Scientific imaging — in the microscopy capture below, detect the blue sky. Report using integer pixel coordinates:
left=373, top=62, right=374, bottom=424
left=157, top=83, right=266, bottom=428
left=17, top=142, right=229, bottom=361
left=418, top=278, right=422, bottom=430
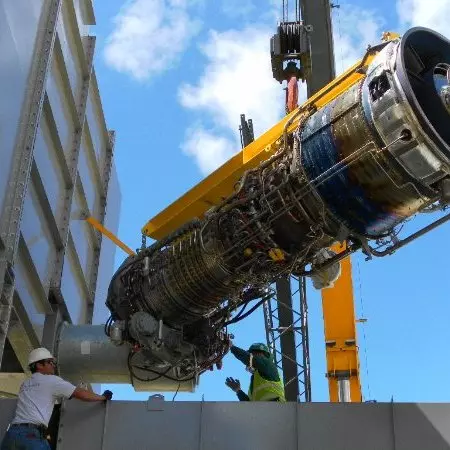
left=92, top=0, right=450, bottom=402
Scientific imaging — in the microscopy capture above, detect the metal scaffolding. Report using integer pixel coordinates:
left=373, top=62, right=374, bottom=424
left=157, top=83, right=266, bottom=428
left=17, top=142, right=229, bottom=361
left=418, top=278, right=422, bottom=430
left=265, top=0, right=336, bottom=403
left=263, top=277, right=311, bottom=402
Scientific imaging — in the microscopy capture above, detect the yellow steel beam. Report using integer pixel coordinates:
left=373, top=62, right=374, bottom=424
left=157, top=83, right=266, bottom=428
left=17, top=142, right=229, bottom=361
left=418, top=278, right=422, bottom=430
left=381, top=31, right=400, bottom=42
left=321, top=243, right=362, bottom=402
left=142, top=51, right=378, bottom=240
left=142, top=110, right=298, bottom=240
left=86, top=216, right=136, bottom=256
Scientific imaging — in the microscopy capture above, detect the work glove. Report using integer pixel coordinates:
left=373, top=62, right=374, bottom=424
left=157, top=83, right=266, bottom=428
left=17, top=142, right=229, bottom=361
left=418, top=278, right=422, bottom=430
left=224, top=336, right=233, bottom=352
left=102, top=390, right=113, bottom=401
left=225, top=377, right=241, bottom=393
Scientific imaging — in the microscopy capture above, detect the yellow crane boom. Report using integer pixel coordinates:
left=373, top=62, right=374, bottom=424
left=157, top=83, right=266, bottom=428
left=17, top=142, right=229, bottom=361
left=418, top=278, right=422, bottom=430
left=322, top=244, right=361, bottom=402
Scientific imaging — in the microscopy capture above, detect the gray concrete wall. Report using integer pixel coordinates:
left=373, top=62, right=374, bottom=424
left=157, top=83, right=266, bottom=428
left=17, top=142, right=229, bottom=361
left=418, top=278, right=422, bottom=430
left=1, top=400, right=450, bottom=449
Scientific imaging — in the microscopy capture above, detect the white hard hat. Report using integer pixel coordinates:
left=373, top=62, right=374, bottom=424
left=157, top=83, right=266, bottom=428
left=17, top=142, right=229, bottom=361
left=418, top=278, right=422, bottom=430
left=28, top=348, right=54, bottom=366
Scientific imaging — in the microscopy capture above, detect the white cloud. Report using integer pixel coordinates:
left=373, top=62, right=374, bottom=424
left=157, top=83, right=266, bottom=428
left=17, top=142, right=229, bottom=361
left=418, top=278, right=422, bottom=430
left=221, top=0, right=255, bottom=18
left=178, top=27, right=286, bottom=174
left=331, top=5, right=384, bottom=75
left=179, top=28, right=285, bottom=133
left=396, top=0, right=450, bottom=38
left=177, top=3, right=384, bottom=175
left=221, top=0, right=280, bottom=23
left=103, top=0, right=201, bottom=81
left=181, top=127, right=236, bottom=174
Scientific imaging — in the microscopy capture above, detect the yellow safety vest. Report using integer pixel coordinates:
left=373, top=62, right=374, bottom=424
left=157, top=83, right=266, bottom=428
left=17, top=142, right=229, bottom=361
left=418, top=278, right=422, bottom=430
left=248, top=369, right=286, bottom=402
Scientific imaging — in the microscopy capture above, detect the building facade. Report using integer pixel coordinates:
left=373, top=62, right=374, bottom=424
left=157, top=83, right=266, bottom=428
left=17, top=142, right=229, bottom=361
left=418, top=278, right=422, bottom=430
left=0, top=0, right=120, bottom=394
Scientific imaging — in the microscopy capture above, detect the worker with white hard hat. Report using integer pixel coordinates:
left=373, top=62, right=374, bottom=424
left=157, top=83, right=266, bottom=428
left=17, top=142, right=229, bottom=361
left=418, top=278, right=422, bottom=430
left=1, top=347, right=113, bottom=449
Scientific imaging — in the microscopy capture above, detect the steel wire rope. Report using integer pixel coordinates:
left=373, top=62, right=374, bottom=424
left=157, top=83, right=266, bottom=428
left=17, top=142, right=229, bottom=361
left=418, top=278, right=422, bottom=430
left=356, top=257, right=372, bottom=400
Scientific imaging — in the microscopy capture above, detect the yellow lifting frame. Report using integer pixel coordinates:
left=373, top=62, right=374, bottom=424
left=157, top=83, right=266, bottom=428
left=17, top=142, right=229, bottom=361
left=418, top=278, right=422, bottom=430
left=86, top=216, right=136, bottom=256
left=142, top=51, right=378, bottom=240
left=322, top=243, right=362, bottom=402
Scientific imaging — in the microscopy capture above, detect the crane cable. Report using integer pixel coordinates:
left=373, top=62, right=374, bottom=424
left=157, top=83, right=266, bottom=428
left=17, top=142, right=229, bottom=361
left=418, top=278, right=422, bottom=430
left=331, top=0, right=345, bottom=75
left=282, top=0, right=301, bottom=22
left=356, top=258, right=372, bottom=401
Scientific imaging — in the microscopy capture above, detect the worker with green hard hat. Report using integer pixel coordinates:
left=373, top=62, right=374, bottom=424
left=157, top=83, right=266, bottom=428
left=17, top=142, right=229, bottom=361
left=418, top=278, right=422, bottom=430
left=225, top=342, right=286, bottom=401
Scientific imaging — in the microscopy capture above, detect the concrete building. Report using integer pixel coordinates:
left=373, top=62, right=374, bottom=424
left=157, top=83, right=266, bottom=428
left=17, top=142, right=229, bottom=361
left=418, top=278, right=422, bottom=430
left=0, top=0, right=120, bottom=395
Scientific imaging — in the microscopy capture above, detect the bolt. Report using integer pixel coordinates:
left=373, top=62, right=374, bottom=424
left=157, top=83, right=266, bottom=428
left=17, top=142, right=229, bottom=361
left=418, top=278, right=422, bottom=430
left=400, top=129, right=412, bottom=141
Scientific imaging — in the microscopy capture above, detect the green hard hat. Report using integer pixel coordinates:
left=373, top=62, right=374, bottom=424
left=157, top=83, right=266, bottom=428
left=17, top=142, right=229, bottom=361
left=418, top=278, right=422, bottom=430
left=248, top=343, right=270, bottom=355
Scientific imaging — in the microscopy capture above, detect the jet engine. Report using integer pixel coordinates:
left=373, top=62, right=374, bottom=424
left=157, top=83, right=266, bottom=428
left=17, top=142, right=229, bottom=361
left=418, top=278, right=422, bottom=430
left=106, top=28, right=450, bottom=386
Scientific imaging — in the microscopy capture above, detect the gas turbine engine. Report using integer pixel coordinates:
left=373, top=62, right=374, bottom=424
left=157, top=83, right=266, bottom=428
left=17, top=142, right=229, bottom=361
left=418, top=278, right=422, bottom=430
left=106, top=28, right=450, bottom=386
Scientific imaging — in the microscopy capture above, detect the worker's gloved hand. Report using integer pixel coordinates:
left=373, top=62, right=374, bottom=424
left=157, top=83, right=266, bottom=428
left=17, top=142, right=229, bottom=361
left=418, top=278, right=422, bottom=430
left=102, top=390, right=113, bottom=401
left=225, top=377, right=241, bottom=393
left=224, top=337, right=233, bottom=351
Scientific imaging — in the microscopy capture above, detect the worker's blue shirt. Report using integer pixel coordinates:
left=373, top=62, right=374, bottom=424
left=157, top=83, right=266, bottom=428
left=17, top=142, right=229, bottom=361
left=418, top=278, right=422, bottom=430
left=230, top=345, right=280, bottom=401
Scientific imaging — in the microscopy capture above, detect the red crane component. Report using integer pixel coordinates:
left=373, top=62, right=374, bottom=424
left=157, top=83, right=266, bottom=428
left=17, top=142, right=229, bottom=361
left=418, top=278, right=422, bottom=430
left=286, top=75, right=299, bottom=113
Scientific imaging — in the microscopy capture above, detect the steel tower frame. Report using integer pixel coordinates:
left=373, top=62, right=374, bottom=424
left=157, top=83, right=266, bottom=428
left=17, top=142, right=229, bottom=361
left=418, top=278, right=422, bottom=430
left=264, top=0, right=336, bottom=402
